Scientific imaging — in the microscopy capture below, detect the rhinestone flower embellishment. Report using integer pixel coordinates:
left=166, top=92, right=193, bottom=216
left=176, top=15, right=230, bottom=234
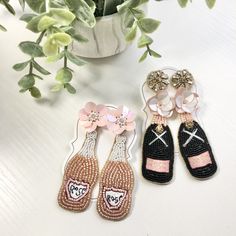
left=175, top=88, right=199, bottom=114
left=147, top=90, right=175, bottom=118
left=107, top=106, right=136, bottom=135
left=79, top=102, right=108, bottom=132
left=171, top=69, right=194, bottom=88
left=147, top=70, right=169, bottom=92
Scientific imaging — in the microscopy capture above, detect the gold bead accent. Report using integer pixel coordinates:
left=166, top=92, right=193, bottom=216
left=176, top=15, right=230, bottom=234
left=185, top=121, right=194, bottom=129
left=155, top=124, right=164, bottom=134
left=171, top=69, right=194, bottom=89
left=147, top=70, right=169, bottom=92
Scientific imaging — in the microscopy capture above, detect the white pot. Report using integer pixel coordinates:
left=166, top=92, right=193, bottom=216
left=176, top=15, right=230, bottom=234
left=71, top=13, right=127, bottom=58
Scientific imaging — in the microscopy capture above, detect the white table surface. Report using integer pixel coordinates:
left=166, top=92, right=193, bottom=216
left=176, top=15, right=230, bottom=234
left=1, top=1, right=236, bottom=236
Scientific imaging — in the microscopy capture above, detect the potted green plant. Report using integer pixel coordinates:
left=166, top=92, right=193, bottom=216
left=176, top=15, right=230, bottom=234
left=71, top=0, right=147, bottom=58
left=1, top=0, right=215, bottom=98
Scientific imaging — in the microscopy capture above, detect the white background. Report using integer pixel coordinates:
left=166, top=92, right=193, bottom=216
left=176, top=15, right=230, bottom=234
left=1, top=1, right=236, bottom=236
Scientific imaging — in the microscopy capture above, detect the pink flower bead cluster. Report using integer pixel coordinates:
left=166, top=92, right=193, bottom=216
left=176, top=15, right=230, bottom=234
left=147, top=88, right=199, bottom=117
left=147, top=90, right=175, bottom=118
left=79, top=102, right=136, bottom=134
left=175, top=88, right=199, bottom=114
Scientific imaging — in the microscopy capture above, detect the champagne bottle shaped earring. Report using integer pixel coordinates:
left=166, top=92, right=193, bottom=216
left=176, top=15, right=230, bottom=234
left=171, top=69, right=217, bottom=178
left=58, top=102, right=108, bottom=212
left=97, top=105, right=136, bottom=220
left=142, top=70, right=175, bottom=183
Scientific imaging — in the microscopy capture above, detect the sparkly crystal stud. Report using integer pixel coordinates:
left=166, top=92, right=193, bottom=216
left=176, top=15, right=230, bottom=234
left=147, top=70, right=169, bottom=92
left=171, top=69, right=194, bottom=89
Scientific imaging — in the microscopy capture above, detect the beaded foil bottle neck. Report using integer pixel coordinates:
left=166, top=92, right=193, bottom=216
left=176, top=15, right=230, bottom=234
left=78, top=131, right=97, bottom=158
left=109, top=135, right=127, bottom=162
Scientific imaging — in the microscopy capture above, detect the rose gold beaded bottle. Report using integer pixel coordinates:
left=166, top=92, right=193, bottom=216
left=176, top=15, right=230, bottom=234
left=57, top=102, right=108, bottom=212
left=58, top=131, right=99, bottom=212
left=97, top=134, right=134, bottom=220
left=96, top=105, right=135, bottom=220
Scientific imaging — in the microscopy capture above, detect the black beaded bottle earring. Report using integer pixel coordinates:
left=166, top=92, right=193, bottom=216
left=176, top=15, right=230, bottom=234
left=142, top=70, right=175, bottom=184
left=171, top=69, right=217, bottom=179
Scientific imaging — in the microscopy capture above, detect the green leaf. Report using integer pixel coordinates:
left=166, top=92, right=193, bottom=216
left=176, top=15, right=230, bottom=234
left=138, top=34, right=153, bottom=48
left=49, top=0, right=66, bottom=8
left=25, top=0, right=46, bottom=13
left=19, top=41, right=44, bottom=57
left=149, top=49, right=161, bottom=58
left=118, top=0, right=148, bottom=13
left=51, top=83, right=64, bottom=92
left=13, top=61, right=30, bottom=71
left=122, top=11, right=135, bottom=28
left=178, top=0, right=188, bottom=7
left=26, top=14, right=46, bottom=33
left=18, top=75, right=35, bottom=89
left=130, top=8, right=145, bottom=20
left=32, top=60, right=50, bottom=75
left=47, top=51, right=64, bottom=62
left=66, top=51, right=86, bottom=66
left=43, top=38, right=59, bottom=56
left=2, top=0, right=15, bottom=15
left=52, top=32, right=72, bottom=46
left=102, top=0, right=123, bottom=16
left=0, top=24, right=7, bottom=32
left=66, top=29, right=88, bottom=43
left=55, top=68, right=73, bottom=83
left=20, top=14, right=37, bottom=23
left=138, top=18, right=161, bottom=34
left=49, top=8, right=75, bottom=25
left=19, top=88, right=28, bottom=93
left=43, top=33, right=72, bottom=56
left=129, top=0, right=149, bottom=8
left=30, top=86, right=41, bottom=98
left=117, top=1, right=129, bottom=14
left=205, top=0, right=216, bottom=9
left=84, top=0, right=96, bottom=13
left=72, top=33, right=88, bottom=43
left=33, top=74, right=44, bottom=80
left=65, top=0, right=96, bottom=28
left=139, top=50, right=148, bottom=62
left=60, top=26, right=73, bottom=32
left=65, top=83, right=76, bottom=94
left=18, top=0, right=25, bottom=9
left=38, top=16, right=57, bottom=31
left=125, top=24, right=137, bottom=42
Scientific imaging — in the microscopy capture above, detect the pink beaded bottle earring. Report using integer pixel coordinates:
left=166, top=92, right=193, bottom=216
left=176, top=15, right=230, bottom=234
left=58, top=102, right=108, bottom=212
left=97, top=105, right=136, bottom=221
